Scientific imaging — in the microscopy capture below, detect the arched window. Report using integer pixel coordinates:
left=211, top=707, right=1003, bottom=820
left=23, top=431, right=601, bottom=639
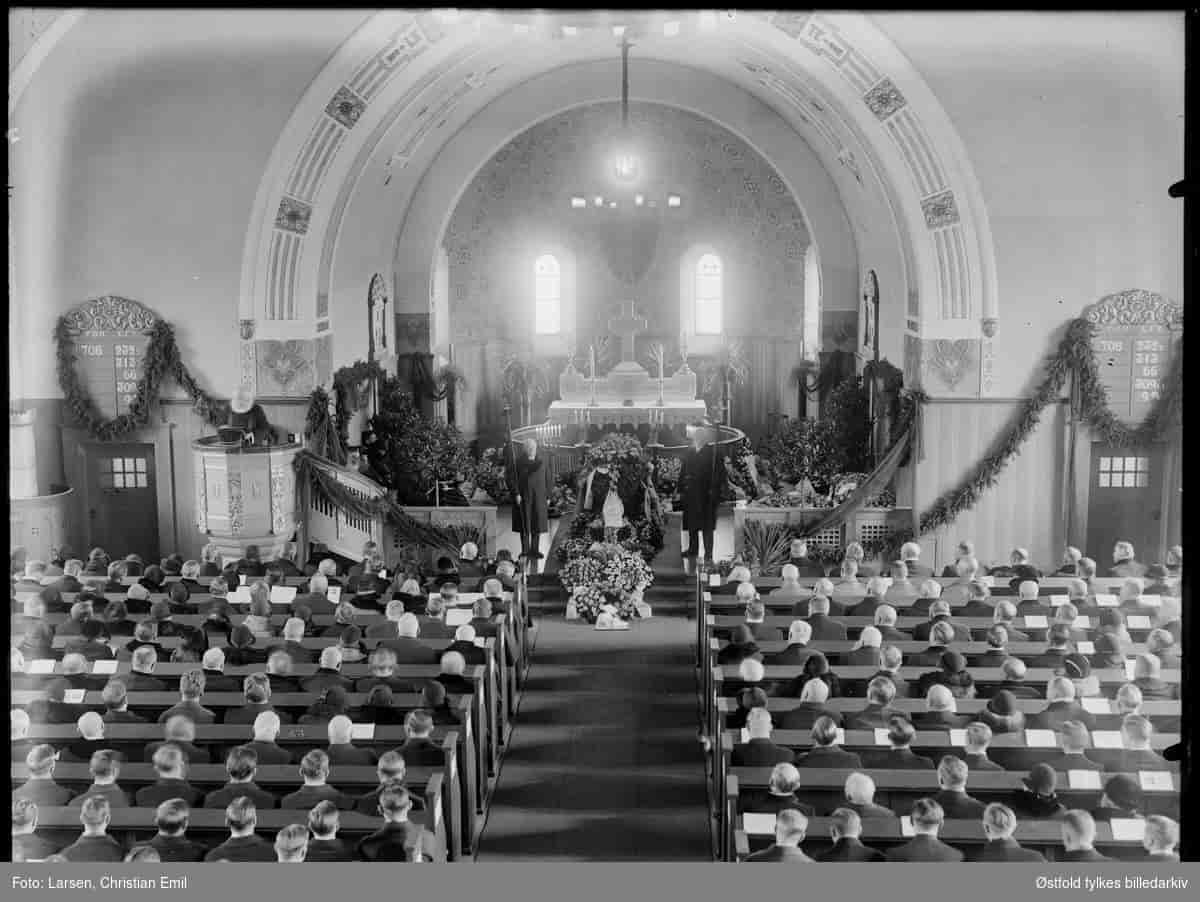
left=803, top=245, right=821, bottom=361
left=534, top=254, right=561, bottom=334
left=695, top=253, right=723, bottom=335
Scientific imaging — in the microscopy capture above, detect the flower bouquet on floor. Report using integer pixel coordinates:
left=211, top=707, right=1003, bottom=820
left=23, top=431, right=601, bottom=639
left=560, top=542, right=654, bottom=623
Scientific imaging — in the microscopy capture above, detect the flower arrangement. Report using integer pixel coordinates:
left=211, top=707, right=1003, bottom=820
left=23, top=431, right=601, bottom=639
left=652, top=455, right=682, bottom=498
left=473, top=445, right=513, bottom=505
left=548, top=473, right=578, bottom=519
left=586, top=433, right=645, bottom=469
left=560, top=542, right=654, bottom=622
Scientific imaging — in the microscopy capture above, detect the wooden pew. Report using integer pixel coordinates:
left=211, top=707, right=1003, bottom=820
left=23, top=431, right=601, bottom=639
left=706, top=637, right=1159, bottom=664
left=19, top=722, right=472, bottom=858
left=26, top=793, right=448, bottom=861
left=721, top=770, right=1179, bottom=862
left=13, top=754, right=465, bottom=861
left=729, top=812, right=1154, bottom=862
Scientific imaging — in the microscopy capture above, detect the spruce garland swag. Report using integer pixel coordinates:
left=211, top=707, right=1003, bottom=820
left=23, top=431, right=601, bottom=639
left=847, top=317, right=1181, bottom=562
left=55, top=317, right=227, bottom=441
left=292, top=449, right=474, bottom=553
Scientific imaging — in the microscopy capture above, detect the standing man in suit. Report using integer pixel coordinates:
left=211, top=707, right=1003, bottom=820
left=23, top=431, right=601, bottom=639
left=970, top=803, right=1046, bottom=861
left=680, top=424, right=721, bottom=565
left=745, top=809, right=813, bottom=862
left=513, top=438, right=552, bottom=561
left=885, top=798, right=963, bottom=861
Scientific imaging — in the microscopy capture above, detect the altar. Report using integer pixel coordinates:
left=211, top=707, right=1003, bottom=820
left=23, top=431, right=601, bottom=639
left=547, top=302, right=708, bottom=428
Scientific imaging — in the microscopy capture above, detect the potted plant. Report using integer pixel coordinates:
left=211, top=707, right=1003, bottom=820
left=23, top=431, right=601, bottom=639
left=501, top=351, right=550, bottom=426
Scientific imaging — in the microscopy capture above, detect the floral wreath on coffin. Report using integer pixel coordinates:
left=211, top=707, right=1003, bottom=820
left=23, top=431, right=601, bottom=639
left=561, top=542, right=654, bottom=623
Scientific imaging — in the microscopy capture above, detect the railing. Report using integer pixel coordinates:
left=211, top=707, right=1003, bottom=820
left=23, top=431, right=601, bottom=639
left=302, top=456, right=388, bottom=561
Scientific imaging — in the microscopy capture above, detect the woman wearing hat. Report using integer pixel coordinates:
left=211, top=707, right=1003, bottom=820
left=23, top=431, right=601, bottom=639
left=1060, top=653, right=1101, bottom=698
left=227, top=386, right=278, bottom=445
left=1010, top=763, right=1066, bottom=819
left=336, top=626, right=368, bottom=663
left=1091, top=774, right=1144, bottom=822
left=979, top=689, right=1026, bottom=735
left=789, top=651, right=841, bottom=699
left=917, top=650, right=977, bottom=700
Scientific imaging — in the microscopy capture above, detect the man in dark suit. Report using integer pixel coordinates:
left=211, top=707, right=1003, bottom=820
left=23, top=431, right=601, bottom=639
left=280, top=749, right=351, bottom=810
left=846, top=578, right=890, bottom=617
left=396, top=710, right=445, bottom=767
left=778, top=677, right=842, bottom=730
left=1032, top=623, right=1074, bottom=670
left=135, top=744, right=204, bottom=808
left=303, top=800, right=357, bottom=861
left=873, top=606, right=911, bottom=642
left=764, top=621, right=815, bottom=667
left=1057, top=809, right=1111, bottom=861
left=202, top=746, right=278, bottom=810
left=100, top=680, right=147, bottom=724
left=146, top=799, right=208, bottom=861
left=787, top=539, right=827, bottom=579
left=356, top=647, right=414, bottom=695
left=865, top=715, right=934, bottom=770
left=378, top=612, right=434, bottom=664
left=223, top=674, right=294, bottom=726
left=741, top=600, right=778, bottom=644
left=471, top=593, right=503, bottom=637
left=842, top=772, right=896, bottom=820
left=1110, top=714, right=1172, bottom=772
left=977, top=624, right=1011, bottom=666
left=959, top=580, right=998, bottom=618
left=246, top=710, right=294, bottom=765
left=418, top=594, right=458, bottom=642
left=913, top=601, right=971, bottom=643
left=986, top=656, right=1043, bottom=700
left=144, top=715, right=212, bottom=765
left=326, top=715, right=378, bottom=766
left=845, top=677, right=902, bottom=730
left=1141, top=815, right=1181, bottom=863
left=200, top=648, right=242, bottom=692
left=442, top=624, right=486, bottom=667
left=301, top=646, right=356, bottom=694
left=1131, top=653, right=1179, bottom=701
left=744, top=809, right=813, bottom=862
left=123, top=646, right=169, bottom=691
left=294, top=574, right=337, bottom=615
left=872, top=645, right=911, bottom=699
left=436, top=651, right=475, bottom=696
left=731, top=708, right=795, bottom=767
left=796, top=716, right=863, bottom=769
left=12, top=743, right=73, bottom=807
left=914, top=685, right=970, bottom=730
left=932, top=755, right=987, bottom=821
left=157, top=669, right=217, bottom=726
left=354, top=751, right=426, bottom=816
left=66, top=618, right=116, bottom=661
left=356, top=785, right=442, bottom=861
left=269, top=617, right=315, bottom=666
left=817, top=808, right=886, bottom=861
left=738, top=762, right=814, bottom=817
left=914, top=620, right=957, bottom=668
left=58, top=795, right=125, bottom=861
left=885, top=798, right=963, bottom=861
left=1042, top=720, right=1105, bottom=772
left=1027, top=677, right=1096, bottom=732
left=959, top=722, right=1004, bottom=772
left=898, top=541, right=934, bottom=579
left=203, top=797, right=277, bottom=861
left=970, top=803, right=1046, bottom=861
left=805, top=595, right=847, bottom=641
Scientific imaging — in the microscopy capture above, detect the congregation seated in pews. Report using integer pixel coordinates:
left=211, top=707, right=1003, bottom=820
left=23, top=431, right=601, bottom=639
left=11, top=539, right=532, bottom=862
left=699, top=537, right=1182, bottom=862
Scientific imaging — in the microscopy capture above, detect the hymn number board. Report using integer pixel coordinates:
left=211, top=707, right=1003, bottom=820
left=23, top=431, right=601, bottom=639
left=63, top=297, right=160, bottom=421
left=1084, top=291, right=1182, bottom=427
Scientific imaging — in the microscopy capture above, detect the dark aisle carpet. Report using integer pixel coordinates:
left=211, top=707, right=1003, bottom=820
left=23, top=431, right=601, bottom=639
left=473, top=613, right=712, bottom=861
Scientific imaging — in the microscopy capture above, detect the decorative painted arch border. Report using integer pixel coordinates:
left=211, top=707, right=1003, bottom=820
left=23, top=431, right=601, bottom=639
left=238, top=10, right=998, bottom=379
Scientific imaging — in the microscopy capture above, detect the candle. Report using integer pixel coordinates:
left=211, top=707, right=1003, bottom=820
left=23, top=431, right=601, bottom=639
left=589, top=345, right=596, bottom=381
left=658, top=345, right=665, bottom=382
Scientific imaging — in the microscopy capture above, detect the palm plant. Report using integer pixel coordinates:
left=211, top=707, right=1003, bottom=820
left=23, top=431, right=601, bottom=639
left=699, top=339, right=751, bottom=425
left=741, top=519, right=793, bottom=577
left=501, top=352, right=550, bottom=425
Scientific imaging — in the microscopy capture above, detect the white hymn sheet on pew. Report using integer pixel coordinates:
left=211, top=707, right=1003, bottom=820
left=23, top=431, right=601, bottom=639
left=1024, top=729, right=1057, bottom=747
left=1124, top=659, right=1139, bottom=679
left=92, top=660, right=119, bottom=674
left=233, top=587, right=253, bottom=605
left=328, top=587, right=342, bottom=604
left=1094, top=594, right=1118, bottom=607
left=1091, top=731, right=1124, bottom=749
left=1076, top=641, right=1095, bottom=654
left=1140, top=594, right=1161, bottom=607
left=1068, top=770, right=1102, bottom=790
left=1139, top=771, right=1173, bottom=791
left=1081, top=697, right=1110, bottom=714
left=874, top=729, right=890, bottom=745
left=1050, top=595, right=1069, bottom=606
left=29, top=660, right=55, bottom=674
left=350, top=724, right=376, bottom=740
left=834, top=728, right=846, bottom=745
left=703, top=592, right=712, bottom=602
left=1073, top=615, right=1091, bottom=629
left=1126, top=615, right=1152, bottom=629
left=445, top=609, right=472, bottom=627
left=63, top=689, right=85, bottom=704
left=270, top=586, right=297, bottom=605
left=710, top=574, right=722, bottom=588
left=740, top=728, right=750, bottom=744
left=743, top=813, right=776, bottom=835
left=899, top=816, right=916, bottom=837
left=1110, top=819, right=1145, bottom=842
left=473, top=637, right=487, bottom=648
left=949, top=729, right=968, bottom=747
left=1023, top=615, right=1048, bottom=628
left=979, top=576, right=995, bottom=588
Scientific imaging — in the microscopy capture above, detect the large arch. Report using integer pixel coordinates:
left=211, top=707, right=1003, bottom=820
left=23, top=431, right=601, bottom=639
left=237, top=11, right=998, bottom=394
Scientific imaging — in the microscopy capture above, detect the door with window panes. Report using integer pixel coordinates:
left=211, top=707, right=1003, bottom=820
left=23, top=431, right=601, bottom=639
left=1085, top=444, right=1164, bottom=567
left=86, top=444, right=159, bottom=563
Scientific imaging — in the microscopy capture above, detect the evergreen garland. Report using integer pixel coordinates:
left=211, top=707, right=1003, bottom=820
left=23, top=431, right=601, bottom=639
left=55, top=317, right=226, bottom=441
left=854, top=317, right=1182, bottom=561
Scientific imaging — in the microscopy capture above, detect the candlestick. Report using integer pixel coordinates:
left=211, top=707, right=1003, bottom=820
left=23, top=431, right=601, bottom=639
left=589, top=345, right=596, bottom=381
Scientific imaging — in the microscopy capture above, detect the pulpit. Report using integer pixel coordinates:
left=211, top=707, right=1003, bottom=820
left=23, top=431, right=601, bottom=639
left=192, top=436, right=301, bottom=560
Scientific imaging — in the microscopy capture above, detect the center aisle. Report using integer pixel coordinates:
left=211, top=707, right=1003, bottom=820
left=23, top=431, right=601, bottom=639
left=474, top=520, right=712, bottom=861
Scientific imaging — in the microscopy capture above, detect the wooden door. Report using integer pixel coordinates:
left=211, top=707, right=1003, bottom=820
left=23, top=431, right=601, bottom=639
left=1085, top=443, right=1165, bottom=566
left=86, top=443, right=159, bottom=562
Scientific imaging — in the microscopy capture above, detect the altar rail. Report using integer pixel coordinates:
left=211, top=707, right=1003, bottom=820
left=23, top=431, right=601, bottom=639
left=510, top=421, right=747, bottom=485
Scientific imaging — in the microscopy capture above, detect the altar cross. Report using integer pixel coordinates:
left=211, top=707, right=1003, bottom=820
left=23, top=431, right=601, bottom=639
left=608, top=300, right=647, bottom=363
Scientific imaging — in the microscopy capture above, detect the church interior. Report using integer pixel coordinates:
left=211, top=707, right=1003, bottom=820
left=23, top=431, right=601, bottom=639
left=9, top=10, right=1187, bottom=866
